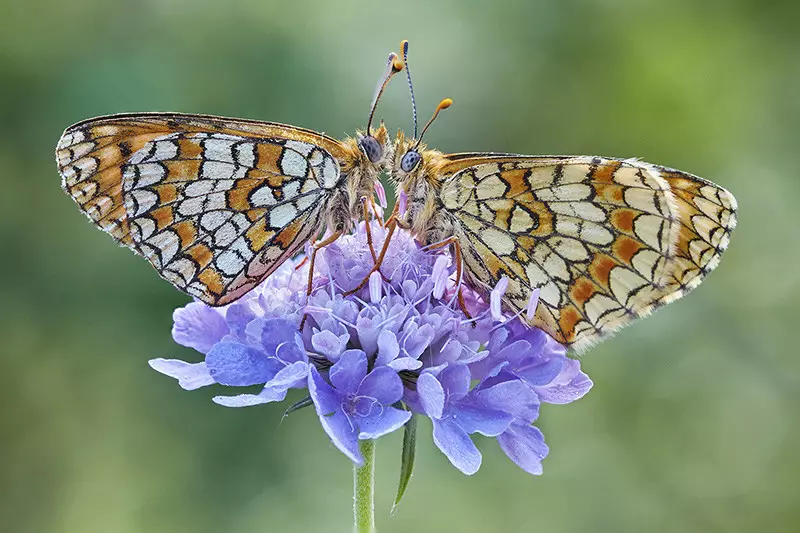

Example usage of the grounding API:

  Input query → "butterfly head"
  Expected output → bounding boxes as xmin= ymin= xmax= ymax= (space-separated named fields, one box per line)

xmin=390 ymin=130 xmax=425 ymax=182
xmin=390 ymin=98 xmax=451 ymax=182
xmin=355 ymin=51 xmax=404 ymax=167
xmin=355 ymin=122 xmax=392 ymax=166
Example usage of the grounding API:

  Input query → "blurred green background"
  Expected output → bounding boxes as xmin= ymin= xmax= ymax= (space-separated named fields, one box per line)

xmin=2 ymin=0 xmax=799 ymax=532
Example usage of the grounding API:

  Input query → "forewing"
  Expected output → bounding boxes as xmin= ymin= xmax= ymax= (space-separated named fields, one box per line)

xmin=56 ymin=114 xmax=348 ymax=305
xmin=440 ymin=156 xmax=682 ymax=352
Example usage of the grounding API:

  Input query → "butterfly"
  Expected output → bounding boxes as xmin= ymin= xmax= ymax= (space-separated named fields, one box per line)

xmin=370 ymin=41 xmax=738 ymax=352
xmin=55 ymin=53 xmax=405 ymax=306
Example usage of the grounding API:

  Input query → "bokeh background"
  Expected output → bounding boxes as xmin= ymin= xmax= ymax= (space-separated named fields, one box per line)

xmin=2 ymin=1 xmax=799 ymax=532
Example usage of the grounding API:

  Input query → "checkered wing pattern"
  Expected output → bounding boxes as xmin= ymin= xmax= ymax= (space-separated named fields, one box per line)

xmin=56 ymin=113 xmax=349 ymax=305
xmin=439 ymin=155 xmax=736 ymax=352
xmin=653 ymin=166 xmax=737 ymax=305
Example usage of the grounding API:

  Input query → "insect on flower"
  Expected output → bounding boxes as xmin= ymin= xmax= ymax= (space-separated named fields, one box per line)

xmin=362 ymin=41 xmax=738 ymax=352
xmin=55 ymin=53 xmax=405 ymax=306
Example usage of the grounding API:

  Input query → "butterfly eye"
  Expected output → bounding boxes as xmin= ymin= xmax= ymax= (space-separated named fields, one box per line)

xmin=358 ymin=136 xmax=383 ymax=163
xmin=401 ymin=150 xmax=421 ymax=172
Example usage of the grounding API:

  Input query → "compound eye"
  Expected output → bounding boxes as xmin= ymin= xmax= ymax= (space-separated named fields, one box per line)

xmin=358 ymin=136 xmax=383 ymax=163
xmin=400 ymin=150 xmax=421 ymax=172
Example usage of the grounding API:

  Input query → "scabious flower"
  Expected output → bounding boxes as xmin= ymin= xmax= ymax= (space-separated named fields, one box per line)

xmin=150 ymin=220 xmax=592 ymax=474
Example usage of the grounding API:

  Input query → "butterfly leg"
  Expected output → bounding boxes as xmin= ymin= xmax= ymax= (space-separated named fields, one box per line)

xmin=361 ymin=196 xmax=391 ymax=282
xmin=299 ymin=230 xmax=343 ymax=330
xmin=361 ymin=196 xmax=380 ymax=263
xmin=423 ymin=236 xmax=472 ymax=320
xmin=369 ymin=196 xmax=385 ymax=228
xmin=294 ymin=256 xmax=309 ymax=270
xmin=342 ymin=220 xmax=401 ymax=296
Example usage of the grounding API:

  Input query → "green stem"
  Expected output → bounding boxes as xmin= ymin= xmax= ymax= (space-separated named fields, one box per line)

xmin=353 ymin=439 xmax=376 ymax=533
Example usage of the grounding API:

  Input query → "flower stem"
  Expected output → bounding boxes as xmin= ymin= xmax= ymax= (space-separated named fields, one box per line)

xmin=353 ymin=439 xmax=376 ymax=533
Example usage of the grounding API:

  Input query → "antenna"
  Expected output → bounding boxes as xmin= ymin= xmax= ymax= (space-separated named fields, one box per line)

xmin=414 ymin=98 xmax=452 ymax=149
xmin=367 ymin=52 xmax=404 ymax=136
xmin=400 ymin=40 xmax=418 ymax=139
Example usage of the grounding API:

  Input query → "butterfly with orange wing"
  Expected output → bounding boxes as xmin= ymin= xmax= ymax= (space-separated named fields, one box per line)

xmin=378 ymin=41 xmax=737 ymax=352
xmin=56 ymin=53 xmax=405 ymax=306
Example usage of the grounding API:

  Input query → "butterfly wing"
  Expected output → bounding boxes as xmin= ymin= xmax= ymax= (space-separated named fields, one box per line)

xmin=56 ymin=113 xmax=351 ymax=305
xmin=438 ymin=155 xmax=736 ymax=351
xmin=651 ymin=165 xmax=737 ymax=305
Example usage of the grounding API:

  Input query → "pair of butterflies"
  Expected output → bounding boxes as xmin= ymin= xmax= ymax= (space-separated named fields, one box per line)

xmin=55 ymin=41 xmax=737 ymax=352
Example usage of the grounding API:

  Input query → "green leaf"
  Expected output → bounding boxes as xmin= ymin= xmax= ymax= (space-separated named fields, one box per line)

xmin=392 ymin=413 xmax=418 ymax=513
xmin=281 ymin=395 xmax=313 ymax=422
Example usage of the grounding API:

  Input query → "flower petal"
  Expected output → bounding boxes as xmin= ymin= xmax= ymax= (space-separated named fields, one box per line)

xmin=375 ymin=330 xmax=400 ymax=366
xmin=172 ymin=302 xmax=228 ymax=354
xmin=320 ymin=410 xmax=362 ymax=464
xmin=535 ymin=370 xmax=593 ymax=404
xmin=260 ymin=318 xmax=303 ymax=353
xmin=268 ymin=361 xmax=310 ymax=389
xmin=402 ymin=323 xmax=435 ymax=360
xmin=358 ymin=407 xmax=411 ymax=439
xmin=148 ymin=359 xmax=215 ymax=390
xmin=416 ymin=372 xmax=445 ymax=419
xmin=308 ymin=366 xmax=340 ymax=415
xmin=329 ymin=349 xmax=368 ymax=393
xmin=212 ymin=386 xmax=288 ymax=407
xmin=432 ymin=418 xmax=482 ymax=475
xmin=473 ymin=378 xmax=540 ymax=421
xmin=309 ymin=369 xmax=361 ymax=464
xmin=515 ymin=357 xmax=565 ymax=387
xmin=497 ymin=423 xmax=549 ymax=475
xmin=493 ymin=340 xmax=531 ymax=368
xmin=450 ymin=401 xmax=513 ymax=436
xmin=387 ymin=357 xmax=423 ymax=371
xmin=437 ymin=338 xmax=462 ymax=364
xmin=355 ymin=316 xmax=380 ymax=357
xmin=358 ymin=366 xmax=404 ymax=405
xmin=205 ymin=342 xmax=277 ymax=386
xmin=275 ymin=336 xmax=307 ymax=364
xmin=225 ymin=302 xmax=256 ymax=339
xmin=439 ymin=363 xmax=471 ymax=398
xmin=311 ymin=329 xmax=349 ymax=361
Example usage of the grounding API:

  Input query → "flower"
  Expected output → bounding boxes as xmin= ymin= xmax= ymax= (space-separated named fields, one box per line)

xmin=150 ymin=220 xmax=592 ymax=475
xmin=308 ymin=350 xmax=411 ymax=464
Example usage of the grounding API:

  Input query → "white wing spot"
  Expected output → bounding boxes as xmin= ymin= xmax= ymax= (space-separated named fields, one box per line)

xmin=200 ymin=211 xmax=231 ymax=232
xmin=126 ymin=190 xmax=158 ymax=216
xmin=284 ymin=140 xmax=314 ymax=157
xmin=249 ymin=185 xmax=278 ymax=207
xmin=147 ymin=230 xmax=180 ymax=265
xmin=269 ymin=203 xmax=298 ymax=228
xmin=280 ymin=149 xmax=308 ymax=178
xmin=204 ymin=138 xmax=237 ymax=163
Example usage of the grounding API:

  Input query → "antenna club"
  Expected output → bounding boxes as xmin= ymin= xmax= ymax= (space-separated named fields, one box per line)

xmin=367 ymin=52 xmax=404 ymax=135
xmin=438 ymin=98 xmax=453 ymax=110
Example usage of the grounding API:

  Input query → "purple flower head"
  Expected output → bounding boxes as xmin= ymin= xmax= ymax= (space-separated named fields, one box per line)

xmin=150 ymin=220 xmax=592 ymax=476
